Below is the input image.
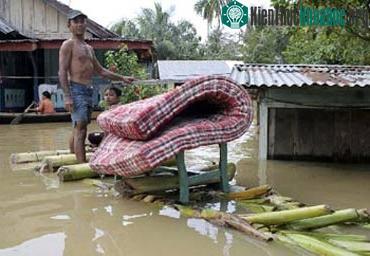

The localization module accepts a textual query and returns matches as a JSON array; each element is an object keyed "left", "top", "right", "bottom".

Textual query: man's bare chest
[{"left": 72, "top": 44, "right": 93, "bottom": 64}]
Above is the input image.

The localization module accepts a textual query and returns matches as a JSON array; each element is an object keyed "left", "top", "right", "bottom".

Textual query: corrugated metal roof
[
  {"left": 44, "top": 0, "right": 119, "bottom": 39},
  {"left": 0, "top": 18, "right": 15, "bottom": 34},
  {"left": 158, "top": 60, "right": 243, "bottom": 81},
  {"left": 230, "top": 64, "right": 370, "bottom": 88},
  {"left": 0, "top": 17, "right": 28, "bottom": 39}
]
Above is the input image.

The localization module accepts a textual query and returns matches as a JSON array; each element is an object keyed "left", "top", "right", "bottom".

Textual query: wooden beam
[
  {"left": 0, "top": 41, "right": 38, "bottom": 51},
  {"left": 259, "top": 100, "right": 268, "bottom": 160}
]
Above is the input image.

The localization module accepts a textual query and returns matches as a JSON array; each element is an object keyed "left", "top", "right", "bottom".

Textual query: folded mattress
[{"left": 89, "top": 76, "right": 253, "bottom": 177}]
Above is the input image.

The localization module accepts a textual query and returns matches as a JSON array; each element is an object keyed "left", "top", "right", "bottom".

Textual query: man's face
[{"left": 68, "top": 16, "right": 87, "bottom": 36}]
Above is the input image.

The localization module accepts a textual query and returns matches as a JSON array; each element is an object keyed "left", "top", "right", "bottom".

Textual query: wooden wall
[
  {"left": 268, "top": 108, "right": 370, "bottom": 162},
  {"left": 0, "top": 0, "right": 93, "bottom": 39}
]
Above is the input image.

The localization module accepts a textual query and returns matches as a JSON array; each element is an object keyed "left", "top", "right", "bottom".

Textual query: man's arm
[
  {"left": 58, "top": 41, "right": 73, "bottom": 111},
  {"left": 91, "top": 48, "right": 135, "bottom": 83}
]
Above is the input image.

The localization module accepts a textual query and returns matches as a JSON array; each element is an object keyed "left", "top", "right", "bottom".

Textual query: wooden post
[
  {"left": 176, "top": 151, "right": 189, "bottom": 204},
  {"left": 259, "top": 100, "right": 268, "bottom": 160},
  {"left": 219, "top": 143, "right": 229, "bottom": 193}
]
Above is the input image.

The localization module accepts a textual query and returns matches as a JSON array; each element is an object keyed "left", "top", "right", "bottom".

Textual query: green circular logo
[{"left": 221, "top": 1, "right": 248, "bottom": 29}]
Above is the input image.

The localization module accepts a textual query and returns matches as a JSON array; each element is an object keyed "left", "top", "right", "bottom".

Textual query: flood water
[{"left": 0, "top": 121, "right": 369, "bottom": 256}]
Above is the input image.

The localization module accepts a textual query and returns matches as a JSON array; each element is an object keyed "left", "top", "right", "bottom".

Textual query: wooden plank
[
  {"left": 268, "top": 108, "right": 276, "bottom": 157},
  {"left": 259, "top": 101, "right": 268, "bottom": 160},
  {"left": 312, "top": 109, "right": 334, "bottom": 159},
  {"left": 219, "top": 143, "right": 229, "bottom": 193},
  {"left": 176, "top": 152, "right": 189, "bottom": 204},
  {"left": 33, "top": 0, "right": 46, "bottom": 33},
  {"left": 333, "top": 110, "right": 351, "bottom": 162},
  {"left": 22, "top": 0, "right": 34, "bottom": 33},
  {"left": 267, "top": 87, "right": 370, "bottom": 107},
  {"left": 9, "top": 0, "right": 22, "bottom": 30},
  {"left": 45, "top": 4, "right": 58, "bottom": 33},
  {"left": 350, "top": 110, "right": 370, "bottom": 161},
  {"left": 272, "top": 108, "right": 295, "bottom": 159},
  {"left": 295, "top": 109, "right": 315, "bottom": 159}
]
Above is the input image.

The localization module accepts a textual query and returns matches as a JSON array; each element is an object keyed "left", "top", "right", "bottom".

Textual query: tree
[
  {"left": 200, "top": 28, "right": 243, "bottom": 60},
  {"left": 283, "top": 27, "right": 370, "bottom": 64},
  {"left": 241, "top": 0, "right": 370, "bottom": 64},
  {"left": 103, "top": 44, "right": 166, "bottom": 105},
  {"left": 110, "top": 18, "right": 141, "bottom": 39},
  {"left": 194, "top": 0, "right": 228, "bottom": 35},
  {"left": 242, "top": 27, "right": 290, "bottom": 63},
  {"left": 110, "top": 2, "right": 202, "bottom": 60}
]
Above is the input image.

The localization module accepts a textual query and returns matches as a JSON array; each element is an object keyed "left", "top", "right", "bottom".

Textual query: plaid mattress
[{"left": 89, "top": 76, "right": 253, "bottom": 177}]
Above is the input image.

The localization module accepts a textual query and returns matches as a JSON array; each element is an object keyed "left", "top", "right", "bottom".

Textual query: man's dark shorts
[{"left": 70, "top": 81, "right": 93, "bottom": 127}]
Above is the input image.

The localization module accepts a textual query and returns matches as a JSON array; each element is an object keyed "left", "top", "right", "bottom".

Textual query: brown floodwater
[{"left": 0, "top": 121, "right": 369, "bottom": 256}]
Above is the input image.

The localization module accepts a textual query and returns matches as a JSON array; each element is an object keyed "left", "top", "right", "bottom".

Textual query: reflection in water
[
  {"left": 0, "top": 121, "right": 369, "bottom": 256},
  {"left": 0, "top": 233, "right": 66, "bottom": 256},
  {"left": 159, "top": 206, "right": 181, "bottom": 219},
  {"left": 50, "top": 214, "right": 71, "bottom": 220},
  {"left": 187, "top": 218, "right": 219, "bottom": 241}
]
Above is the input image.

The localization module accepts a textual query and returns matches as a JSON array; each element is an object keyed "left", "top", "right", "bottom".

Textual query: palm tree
[
  {"left": 110, "top": 19, "right": 141, "bottom": 38},
  {"left": 194, "top": 0, "right": 228, "bottom": 36},
  {"left": 137, "top": 2, "right": 173, "bottom": 42}
]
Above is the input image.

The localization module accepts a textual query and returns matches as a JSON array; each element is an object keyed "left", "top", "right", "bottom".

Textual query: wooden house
[
  {"left": 0, "top": 0, "right": 153, "bottom": 112},
  {"left": 231, "top": 64, "right": 370, "bottom": 162}
]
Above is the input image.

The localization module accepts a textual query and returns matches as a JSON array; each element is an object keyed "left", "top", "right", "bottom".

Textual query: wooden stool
[{"left": 176, "top": 143, "right": 229, "bottom": 204}]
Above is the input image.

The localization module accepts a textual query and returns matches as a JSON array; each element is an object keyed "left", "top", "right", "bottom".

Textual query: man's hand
[
  {"left": 122, "top": 76, "right": 136, "bottom": 84},
  {"left": 64, "top": 97, "right": 73, "bottom": 112}
]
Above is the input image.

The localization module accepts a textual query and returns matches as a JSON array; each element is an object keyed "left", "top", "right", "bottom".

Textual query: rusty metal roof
[
  {"left": 44, "top": 0, "right": 119, "bottom": 39},
  {"left": 230, "top": 64, "right": 370, "bottom": 88}
]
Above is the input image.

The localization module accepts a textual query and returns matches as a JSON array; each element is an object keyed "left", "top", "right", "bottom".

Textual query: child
[
  {"left": 88, "top": 86, "right": 122, "bottom": 147},
  {"left": 103, "top": 86, "right": 122, "bottom": 109}
]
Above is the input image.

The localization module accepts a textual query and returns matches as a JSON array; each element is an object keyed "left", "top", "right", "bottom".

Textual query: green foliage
[
  {"left": 283, "top": 28, "right": 370, "bottom": 64},
  {"left": 194, "top": 0, "right": 227, "bottom": 26},
  {"left": 200, "top": 28, "right": 243, "bottom": 60},
  {"left": 242, "top": 27, "right": 290, "bottom": 63},
  {"left": 241, "top": 0, "right": 370, "bottom": 64},
  {"left": 105, "top": 44, "right": 147, "bottom": 78},
  {"left": 110, "top": 2, "right": 202, "bottom": 60},
  {"left": 104, "top": 44, "right": 167, "bottom": 105}
]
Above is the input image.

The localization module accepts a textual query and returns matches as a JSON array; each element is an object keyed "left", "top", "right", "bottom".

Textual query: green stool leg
[
  {"left": 219, "top": 143, "right": 229, "bottom": 193},
  {"left": 176, "top": 151, "right": 189, "bottom": 204}
]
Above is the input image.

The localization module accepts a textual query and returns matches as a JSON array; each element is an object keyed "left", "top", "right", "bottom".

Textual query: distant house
[
  {"left": 0, "top": 0, "right": 153, "bottom": 112},
  {"left": 231, "top": 64, "right": 370, "bottom": 162},
  {"left": 155, "top": 60, "right": 242, "bottom": 85}
]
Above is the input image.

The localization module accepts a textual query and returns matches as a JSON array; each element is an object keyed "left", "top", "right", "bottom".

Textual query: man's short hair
[{"left": 67, "top": 10, "right": 87, "bottom": 21}]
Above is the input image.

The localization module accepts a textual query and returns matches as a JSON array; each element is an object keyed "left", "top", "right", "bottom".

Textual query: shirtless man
[{"left": 59, "top": 10, "right": 135, "bottom": 163}]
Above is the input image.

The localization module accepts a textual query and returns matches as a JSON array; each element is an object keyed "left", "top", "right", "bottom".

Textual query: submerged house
[
  {"left": 231, "top": 64, "right": 370, "bottom": 162},
  {"left": 0, "top": 0, "right": 153, "bottom": 112}
]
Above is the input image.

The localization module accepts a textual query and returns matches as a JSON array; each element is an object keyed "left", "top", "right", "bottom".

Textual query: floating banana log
[
  {"left": 240, "top": 205, "right": 332, "bottom": 225},
  {"left": 39, "top": 153, "right": 93, "bottom": 172},
  {"left": 10, "top": 149, "right": 71, "bottom": 164},
  {"left": 57, "top": 163, "right": 99, "bottom": 182},
  {"left": 286, "top": 208, "right": 360, "bottom": 230},
  {"left": 282, "top": 233, "right": 360, "bottom": 256}
]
